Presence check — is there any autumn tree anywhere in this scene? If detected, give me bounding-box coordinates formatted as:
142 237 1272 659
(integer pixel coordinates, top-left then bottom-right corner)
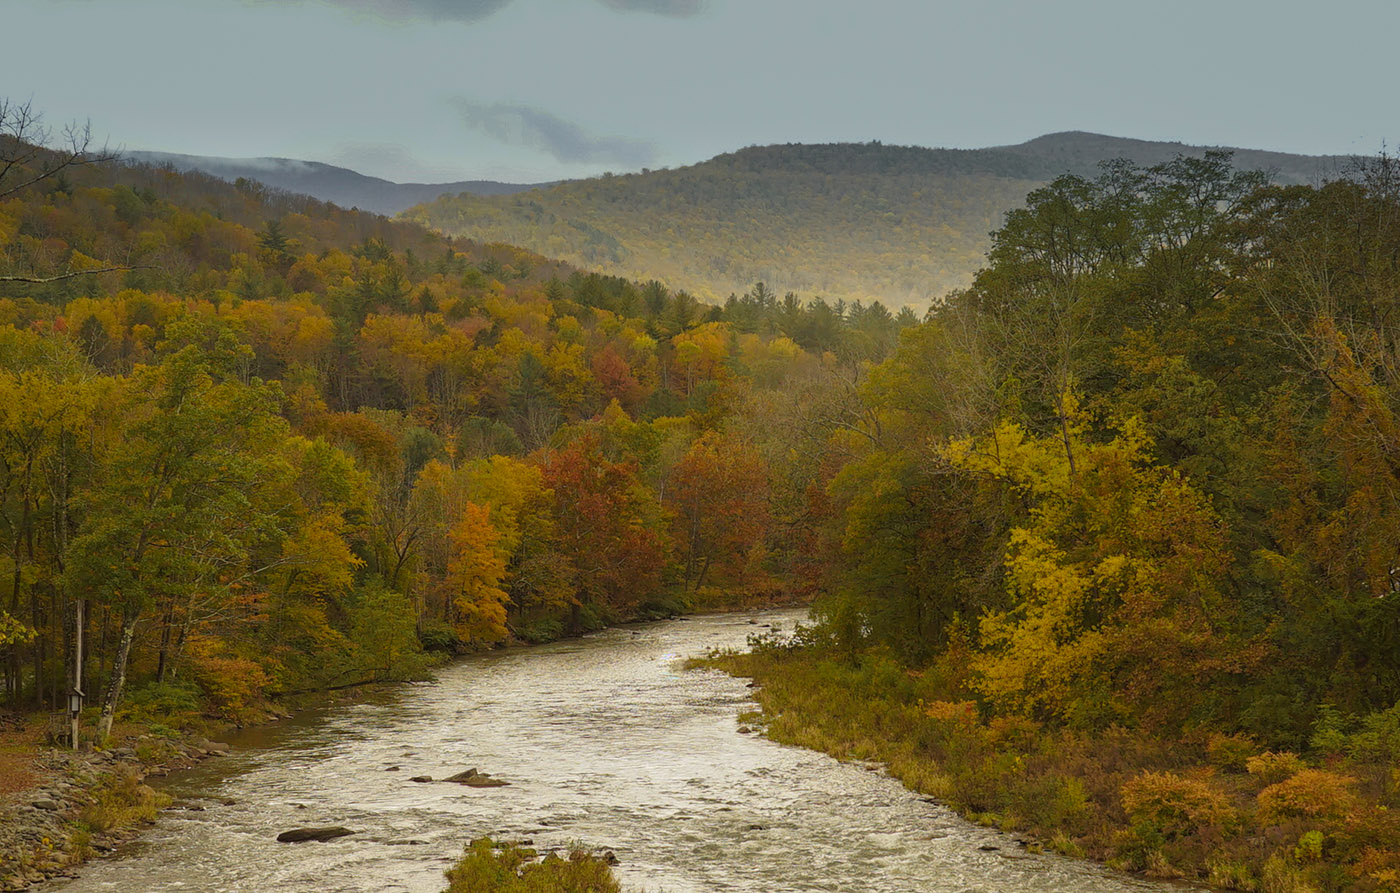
542 433 666 627
443 503 510 644
668 431 770 593
945 396 1253 729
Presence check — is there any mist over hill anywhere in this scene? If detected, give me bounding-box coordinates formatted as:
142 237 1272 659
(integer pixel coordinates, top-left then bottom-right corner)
125 151 545 216
403 132 1354 308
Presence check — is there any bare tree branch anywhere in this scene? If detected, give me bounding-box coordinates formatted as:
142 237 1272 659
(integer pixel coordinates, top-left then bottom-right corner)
0 98 115 200
0 266 146 284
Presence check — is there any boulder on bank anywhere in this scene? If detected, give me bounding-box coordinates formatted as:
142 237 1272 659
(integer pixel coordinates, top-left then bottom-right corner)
191 737 231 755
276 827 356 843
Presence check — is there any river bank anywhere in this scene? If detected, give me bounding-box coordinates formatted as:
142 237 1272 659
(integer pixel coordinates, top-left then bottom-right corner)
0 661 449 890
0 731 228 890
703 644 1400 893
0 669 516 890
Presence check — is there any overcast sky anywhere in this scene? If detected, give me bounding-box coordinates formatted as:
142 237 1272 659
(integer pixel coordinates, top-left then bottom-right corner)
3 0 1396 183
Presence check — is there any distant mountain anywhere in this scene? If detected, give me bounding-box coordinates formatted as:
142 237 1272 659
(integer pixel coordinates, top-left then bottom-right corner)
994 131 1350 182
124 151 545 216
402 132 1356 308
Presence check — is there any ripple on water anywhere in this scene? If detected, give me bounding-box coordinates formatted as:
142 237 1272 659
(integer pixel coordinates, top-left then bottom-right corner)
44 610 1196 893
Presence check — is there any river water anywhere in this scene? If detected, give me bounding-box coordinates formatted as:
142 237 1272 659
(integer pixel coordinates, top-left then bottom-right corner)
46 610 1188 892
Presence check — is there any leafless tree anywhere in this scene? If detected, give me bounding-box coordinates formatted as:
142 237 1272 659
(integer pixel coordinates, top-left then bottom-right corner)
0 97 113 199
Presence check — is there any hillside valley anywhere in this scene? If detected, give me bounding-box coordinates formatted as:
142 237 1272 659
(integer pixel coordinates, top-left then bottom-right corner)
402 132 1353 308
5 0 1400 888
5 106 1400 893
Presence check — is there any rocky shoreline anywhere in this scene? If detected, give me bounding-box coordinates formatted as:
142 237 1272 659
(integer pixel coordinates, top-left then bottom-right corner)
0 736 232 891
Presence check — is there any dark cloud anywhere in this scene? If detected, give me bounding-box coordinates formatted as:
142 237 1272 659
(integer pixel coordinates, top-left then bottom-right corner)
310 0 704 22
452 99 658 168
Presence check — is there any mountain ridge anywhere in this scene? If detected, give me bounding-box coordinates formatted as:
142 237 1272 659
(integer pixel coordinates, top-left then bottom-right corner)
124 150 548 216
994 130 1354 181
402 132 1358 307
692 131 1351 182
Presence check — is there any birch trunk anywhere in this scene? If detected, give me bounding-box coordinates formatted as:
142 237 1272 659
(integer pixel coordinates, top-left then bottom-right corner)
97 611 137 743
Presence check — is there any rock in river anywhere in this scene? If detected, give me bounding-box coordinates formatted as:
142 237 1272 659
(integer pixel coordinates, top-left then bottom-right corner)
444 768 510 787
276 827 356 843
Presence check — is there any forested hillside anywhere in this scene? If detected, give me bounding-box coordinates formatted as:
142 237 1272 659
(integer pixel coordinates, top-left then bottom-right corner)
0 130 913 740
8 106 1400 888
404 133 1349 309
719 150 1400 889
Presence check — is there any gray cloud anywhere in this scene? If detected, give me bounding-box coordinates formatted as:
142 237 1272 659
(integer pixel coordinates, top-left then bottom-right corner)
309 0 511 22
308 0 705 22
452 99 658 167
595 0 707 15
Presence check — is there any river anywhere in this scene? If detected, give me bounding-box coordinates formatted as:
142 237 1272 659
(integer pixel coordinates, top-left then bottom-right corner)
45 609 1188 892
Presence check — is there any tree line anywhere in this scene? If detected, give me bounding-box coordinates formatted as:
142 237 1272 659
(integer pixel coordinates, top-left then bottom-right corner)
772 149 1400 886
0 113 913 742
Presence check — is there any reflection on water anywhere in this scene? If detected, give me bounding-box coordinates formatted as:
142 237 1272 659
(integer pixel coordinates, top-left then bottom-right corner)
47 610 1188 892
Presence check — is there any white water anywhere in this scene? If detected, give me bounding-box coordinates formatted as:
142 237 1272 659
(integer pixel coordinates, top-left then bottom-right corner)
47 610 1190 892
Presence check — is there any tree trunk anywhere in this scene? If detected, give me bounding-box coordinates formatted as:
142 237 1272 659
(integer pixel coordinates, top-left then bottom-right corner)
30 588 43 710
693 555 713 594
170 605 194 681
9 543 21 703
97 611 138 743
155 606 174 683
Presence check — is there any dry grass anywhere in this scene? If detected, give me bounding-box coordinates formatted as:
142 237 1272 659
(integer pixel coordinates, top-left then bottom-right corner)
76 766 170 833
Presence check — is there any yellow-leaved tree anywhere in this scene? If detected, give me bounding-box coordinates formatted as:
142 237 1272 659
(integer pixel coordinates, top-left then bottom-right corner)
945 390 1255 729
444 502 511 645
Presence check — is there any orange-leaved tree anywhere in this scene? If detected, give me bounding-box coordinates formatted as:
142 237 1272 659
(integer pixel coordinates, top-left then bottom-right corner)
542 433 666 628
668 431 770 593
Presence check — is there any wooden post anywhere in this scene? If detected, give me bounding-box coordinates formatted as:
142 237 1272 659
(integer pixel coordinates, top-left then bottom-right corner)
69 598 83 749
